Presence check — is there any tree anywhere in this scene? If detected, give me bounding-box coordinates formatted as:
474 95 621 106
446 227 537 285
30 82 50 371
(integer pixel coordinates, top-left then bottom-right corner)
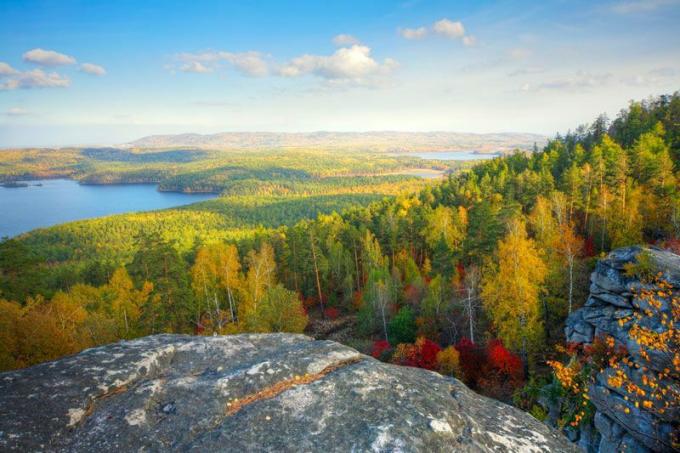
128 234 193 333
554 224 583 315
107 267 152 338
359 266 393 340
436 346 462 378
246 284 308 333
191 243 243 333
462 265 481 344
482 219 547 363
240 242 277 331
388 306 417 344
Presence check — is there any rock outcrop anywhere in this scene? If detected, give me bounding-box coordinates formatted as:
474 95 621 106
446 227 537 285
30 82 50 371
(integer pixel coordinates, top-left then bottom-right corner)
566 246 680 452
0 333 576 452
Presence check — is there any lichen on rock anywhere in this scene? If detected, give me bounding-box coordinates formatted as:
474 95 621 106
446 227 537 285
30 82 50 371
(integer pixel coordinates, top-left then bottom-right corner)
0 333 576 452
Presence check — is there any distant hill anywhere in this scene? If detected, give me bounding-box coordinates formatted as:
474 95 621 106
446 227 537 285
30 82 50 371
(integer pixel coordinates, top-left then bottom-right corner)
124 131 547 153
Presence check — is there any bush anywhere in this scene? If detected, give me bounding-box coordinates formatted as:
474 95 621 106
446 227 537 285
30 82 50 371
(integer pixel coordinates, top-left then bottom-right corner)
487 339 523 380
436 346 461 378
324 307 340 320
370 340 392 361
388 306 417 344
455 338 485 387
391 337 441 370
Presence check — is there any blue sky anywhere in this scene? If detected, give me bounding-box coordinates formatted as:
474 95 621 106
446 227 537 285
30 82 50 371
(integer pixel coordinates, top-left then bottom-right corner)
1 0 679 147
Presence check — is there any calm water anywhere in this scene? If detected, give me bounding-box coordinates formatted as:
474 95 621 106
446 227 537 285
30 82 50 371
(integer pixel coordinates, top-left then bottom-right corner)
405 151 499 161
0 179 217 238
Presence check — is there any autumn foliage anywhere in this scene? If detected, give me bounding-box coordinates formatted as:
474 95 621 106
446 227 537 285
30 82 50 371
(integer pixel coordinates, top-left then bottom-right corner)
391 337 441 370
370 340 392 360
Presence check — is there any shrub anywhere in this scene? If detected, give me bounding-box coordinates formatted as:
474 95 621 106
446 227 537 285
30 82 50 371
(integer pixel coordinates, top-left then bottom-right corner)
436 345 461 378
455 338 485 387
487 339 523 380
388 306 417 344
370 340 392 361
391 337 441 370
324 307 340 320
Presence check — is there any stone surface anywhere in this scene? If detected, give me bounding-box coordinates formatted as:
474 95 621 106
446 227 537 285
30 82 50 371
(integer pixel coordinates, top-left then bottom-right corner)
0 333 577 452
565 246 679 453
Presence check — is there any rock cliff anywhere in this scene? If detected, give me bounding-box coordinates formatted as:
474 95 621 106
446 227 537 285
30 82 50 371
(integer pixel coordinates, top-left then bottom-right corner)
566 246 679 452
0 333 575 452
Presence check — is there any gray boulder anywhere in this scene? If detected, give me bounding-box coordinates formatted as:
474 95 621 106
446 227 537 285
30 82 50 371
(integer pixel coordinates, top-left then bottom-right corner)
0 333 577 452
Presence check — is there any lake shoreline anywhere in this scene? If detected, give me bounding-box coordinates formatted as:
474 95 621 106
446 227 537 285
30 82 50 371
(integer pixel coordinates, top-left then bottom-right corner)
0 179 217 238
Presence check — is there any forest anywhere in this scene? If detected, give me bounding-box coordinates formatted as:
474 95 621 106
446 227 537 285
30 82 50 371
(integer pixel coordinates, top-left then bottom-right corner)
1 92 679 434
0 146 461 193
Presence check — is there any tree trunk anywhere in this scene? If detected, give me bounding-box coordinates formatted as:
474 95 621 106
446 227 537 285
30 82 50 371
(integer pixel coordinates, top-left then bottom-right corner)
309 230 325 318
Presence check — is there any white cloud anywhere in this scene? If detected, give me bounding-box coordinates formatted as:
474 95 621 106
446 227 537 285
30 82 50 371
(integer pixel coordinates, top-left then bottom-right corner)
180 61 213 73
23 48 76 66
226 52 269 77
398 19 475 46
175 51 269 76
508 47 532 60
0 69 70 90
399 27 427 40
611 0 680 14
508 66 545 77
433 19 465 38
5 107 31 117
0 62 19 76
278 45 397 84
332 34 360 46
621 67 678 86
80 63 106 76
522 71 612 92
462 35 478 47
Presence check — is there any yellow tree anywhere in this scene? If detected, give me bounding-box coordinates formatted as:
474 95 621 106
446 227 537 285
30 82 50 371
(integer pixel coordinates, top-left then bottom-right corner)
0 299 22 370
191 243 243 333
215 244 243 326
248 284 308 333
422 205 468 250
482 218 547 362
554 223 584 315
107 267 152 338
240 242 277 331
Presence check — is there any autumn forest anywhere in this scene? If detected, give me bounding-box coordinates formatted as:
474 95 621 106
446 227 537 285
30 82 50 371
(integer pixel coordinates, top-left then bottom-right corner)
1 92 679 435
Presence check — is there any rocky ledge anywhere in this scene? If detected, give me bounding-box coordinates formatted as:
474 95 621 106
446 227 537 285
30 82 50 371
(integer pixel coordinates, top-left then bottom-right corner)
566 246 680 452
0 333 575 452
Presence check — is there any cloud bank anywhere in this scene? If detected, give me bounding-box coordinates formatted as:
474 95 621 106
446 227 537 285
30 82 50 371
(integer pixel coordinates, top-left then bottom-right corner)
173 39 397 87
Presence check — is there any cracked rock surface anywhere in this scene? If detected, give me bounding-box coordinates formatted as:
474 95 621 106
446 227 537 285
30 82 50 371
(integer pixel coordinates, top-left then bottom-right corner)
0 333 576 452
566 246 679 452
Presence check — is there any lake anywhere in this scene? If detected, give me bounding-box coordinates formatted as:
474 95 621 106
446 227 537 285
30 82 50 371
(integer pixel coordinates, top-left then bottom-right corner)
402 151 499 161
0 179 217 238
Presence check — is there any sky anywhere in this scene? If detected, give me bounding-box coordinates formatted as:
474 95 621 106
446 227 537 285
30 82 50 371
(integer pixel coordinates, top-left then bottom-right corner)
0 0 679 147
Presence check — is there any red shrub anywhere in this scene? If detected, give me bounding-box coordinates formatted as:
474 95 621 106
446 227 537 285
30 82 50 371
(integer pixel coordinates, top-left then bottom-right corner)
661 238 680 255
456 262 466 283
392 337 442 370
455 338 485 387
486 339 523 380
324 307 340 320
371 340 392 359
583 236 596 257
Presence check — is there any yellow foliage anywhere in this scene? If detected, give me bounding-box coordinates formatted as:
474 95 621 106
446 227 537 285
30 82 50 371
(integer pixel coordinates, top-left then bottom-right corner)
436 346 461 378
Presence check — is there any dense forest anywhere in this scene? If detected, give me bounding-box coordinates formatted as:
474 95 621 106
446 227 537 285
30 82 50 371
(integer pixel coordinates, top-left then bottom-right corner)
1 93 679 434
0 146 462 193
